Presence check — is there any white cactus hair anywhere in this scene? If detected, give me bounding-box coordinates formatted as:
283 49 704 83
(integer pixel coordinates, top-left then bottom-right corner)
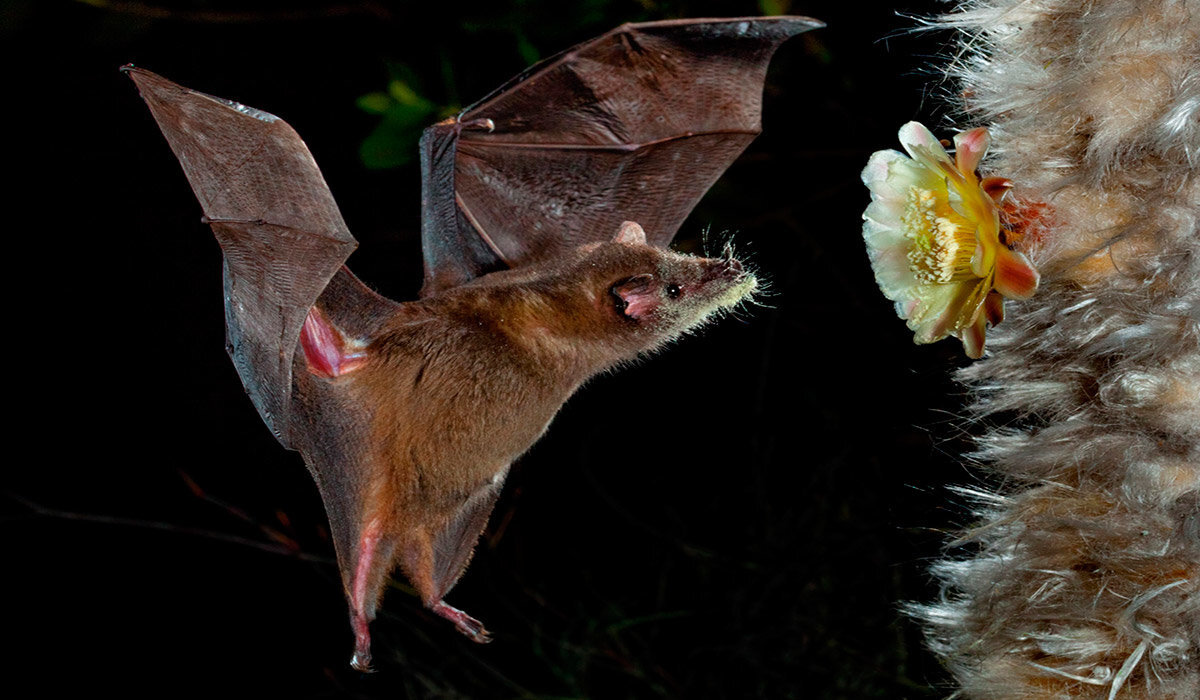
909 1 1200 698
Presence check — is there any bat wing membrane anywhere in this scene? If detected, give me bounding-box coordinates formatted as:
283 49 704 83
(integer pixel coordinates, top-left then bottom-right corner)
430 474 507 599
129 16 820 656
126 67 358 446
418 16 822 296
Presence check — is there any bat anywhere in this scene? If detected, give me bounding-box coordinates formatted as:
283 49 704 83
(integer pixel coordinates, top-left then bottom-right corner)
124 16 821 670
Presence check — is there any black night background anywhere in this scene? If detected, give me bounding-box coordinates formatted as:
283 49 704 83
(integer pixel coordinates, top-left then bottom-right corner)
6 1 980 697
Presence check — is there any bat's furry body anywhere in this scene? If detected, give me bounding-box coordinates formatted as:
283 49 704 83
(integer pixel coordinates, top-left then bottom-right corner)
124 16 815 670
911 1 1200 698
299 234 754 668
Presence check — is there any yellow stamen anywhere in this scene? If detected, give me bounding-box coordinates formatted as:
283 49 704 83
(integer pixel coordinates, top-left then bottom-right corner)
901 187 977 284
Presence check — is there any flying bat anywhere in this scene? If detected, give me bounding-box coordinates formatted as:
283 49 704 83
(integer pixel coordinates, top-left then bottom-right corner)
125 15 821 670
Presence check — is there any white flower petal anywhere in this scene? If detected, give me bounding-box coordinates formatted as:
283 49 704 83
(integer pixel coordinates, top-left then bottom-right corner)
859 121 1037 358
903 283 963 339
868 246 920 298
861 149 904 188
898 121 954 170
863 197 906 226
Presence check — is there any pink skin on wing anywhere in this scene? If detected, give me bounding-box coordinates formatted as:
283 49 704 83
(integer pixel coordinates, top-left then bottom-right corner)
301 307 367 377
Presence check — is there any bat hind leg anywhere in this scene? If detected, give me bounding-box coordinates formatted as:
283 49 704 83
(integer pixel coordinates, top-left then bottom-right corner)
400 528 494 644
348 518 395 672
432 600 491 643
350 616 373 672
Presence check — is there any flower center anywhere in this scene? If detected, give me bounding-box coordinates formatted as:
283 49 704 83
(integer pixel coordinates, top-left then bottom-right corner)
901 186 978 284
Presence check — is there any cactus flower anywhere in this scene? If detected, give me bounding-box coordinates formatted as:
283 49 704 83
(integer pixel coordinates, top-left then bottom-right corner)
861 122 1039 358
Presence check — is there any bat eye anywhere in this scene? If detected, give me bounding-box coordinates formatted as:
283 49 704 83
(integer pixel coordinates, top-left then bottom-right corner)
666 284 682 299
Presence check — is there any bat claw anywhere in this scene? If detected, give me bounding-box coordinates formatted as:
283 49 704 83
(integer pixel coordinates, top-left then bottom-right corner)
433 600 492 643
350 648 375 673
350 594 376 672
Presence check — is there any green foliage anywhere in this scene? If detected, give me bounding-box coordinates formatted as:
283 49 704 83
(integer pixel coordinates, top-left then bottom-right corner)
357 64 455 169
355 0 646 170
758 0 791 15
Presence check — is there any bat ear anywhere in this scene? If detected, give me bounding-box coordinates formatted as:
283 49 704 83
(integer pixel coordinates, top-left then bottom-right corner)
611 274 659 320
613 221 647 246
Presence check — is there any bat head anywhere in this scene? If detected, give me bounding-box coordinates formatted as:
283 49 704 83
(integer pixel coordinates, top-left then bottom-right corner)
453 221 757 373
578 222 758 354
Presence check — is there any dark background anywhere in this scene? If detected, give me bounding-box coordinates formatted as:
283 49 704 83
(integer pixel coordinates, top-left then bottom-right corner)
6 1 978 697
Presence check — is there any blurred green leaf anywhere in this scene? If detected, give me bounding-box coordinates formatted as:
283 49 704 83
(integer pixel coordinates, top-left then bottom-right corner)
804 33 835 66
355 91 392 115
759 0 791 15
359 98 440 169
515 31 541 65
358 68 446 169
387 79 429 108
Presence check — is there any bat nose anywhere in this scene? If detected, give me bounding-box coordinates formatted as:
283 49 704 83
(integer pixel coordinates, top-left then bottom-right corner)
699 256 746 284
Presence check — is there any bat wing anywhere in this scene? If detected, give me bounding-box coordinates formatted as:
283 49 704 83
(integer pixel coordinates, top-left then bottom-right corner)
430 474 507 600
418 16 823 296
125 67 358 447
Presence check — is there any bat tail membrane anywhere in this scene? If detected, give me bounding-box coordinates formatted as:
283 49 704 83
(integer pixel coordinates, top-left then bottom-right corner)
124 66 358 447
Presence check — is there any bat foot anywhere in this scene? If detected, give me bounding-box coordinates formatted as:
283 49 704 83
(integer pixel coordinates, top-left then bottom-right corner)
350 649 375 673
432 600 492 643
350 600 375 672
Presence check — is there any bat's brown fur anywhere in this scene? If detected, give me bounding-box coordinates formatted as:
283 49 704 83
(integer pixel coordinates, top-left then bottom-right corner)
909 1 1200 698
310 230 755 668
125 19 813 668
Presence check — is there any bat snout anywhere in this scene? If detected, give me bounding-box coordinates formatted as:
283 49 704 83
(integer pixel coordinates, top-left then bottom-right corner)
698 255 749 285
